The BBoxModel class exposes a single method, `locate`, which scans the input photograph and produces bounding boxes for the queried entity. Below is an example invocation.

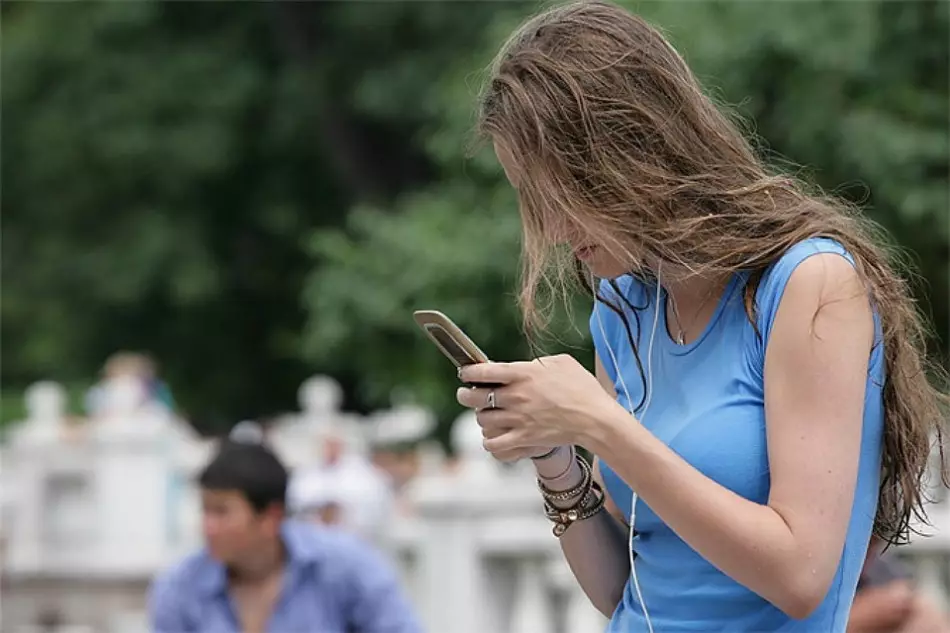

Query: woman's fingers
[457,386,495,409]
[459,362,533,386]
[483,429,528,455]
[474,405,517,431]
[479,423,508,440]
[489,448,532,463]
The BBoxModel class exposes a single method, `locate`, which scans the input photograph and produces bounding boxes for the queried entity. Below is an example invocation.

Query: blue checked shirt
[148,521,422,633]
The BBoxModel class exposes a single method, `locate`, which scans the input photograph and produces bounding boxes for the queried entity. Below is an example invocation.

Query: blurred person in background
[455,1,948,631]
[370,439,421,493]
[363,404,438,517]
[289,469,346,528]
[288,425,394,539]
[847,538,950,633]
[148,423,421,633]
[368,439,424,519]
[84,351,175,416]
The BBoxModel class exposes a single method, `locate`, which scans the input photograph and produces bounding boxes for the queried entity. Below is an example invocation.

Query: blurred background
[1,1,947,632]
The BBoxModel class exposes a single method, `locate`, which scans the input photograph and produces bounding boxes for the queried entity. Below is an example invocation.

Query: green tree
[2,2,322,427]
[3,1,945,439]
[1,1,503,429]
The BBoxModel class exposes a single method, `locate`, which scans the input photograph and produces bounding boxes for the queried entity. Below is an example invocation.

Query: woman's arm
[532,356,630,617]
[583,254,874,619]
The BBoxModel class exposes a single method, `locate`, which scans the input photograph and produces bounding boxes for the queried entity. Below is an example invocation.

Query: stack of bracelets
[535,448,606,537]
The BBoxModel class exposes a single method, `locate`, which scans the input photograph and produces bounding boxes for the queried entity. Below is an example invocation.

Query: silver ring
[487,390,497,410]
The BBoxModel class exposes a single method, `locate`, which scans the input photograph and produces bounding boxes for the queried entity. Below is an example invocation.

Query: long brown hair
[476,0,948,545]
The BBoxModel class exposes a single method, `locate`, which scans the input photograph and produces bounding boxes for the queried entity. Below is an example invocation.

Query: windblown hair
[476,0,948,545]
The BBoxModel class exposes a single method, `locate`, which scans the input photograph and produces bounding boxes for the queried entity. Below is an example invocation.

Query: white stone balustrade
[379,410,606,633]
[2,381,209,579]
[1,376,947,633]
[268,374,361,469]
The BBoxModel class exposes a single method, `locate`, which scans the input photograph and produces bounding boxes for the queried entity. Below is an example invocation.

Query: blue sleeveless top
[590,238,885,632]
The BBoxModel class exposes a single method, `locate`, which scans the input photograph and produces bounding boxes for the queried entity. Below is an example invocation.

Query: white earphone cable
[593,268,661,633]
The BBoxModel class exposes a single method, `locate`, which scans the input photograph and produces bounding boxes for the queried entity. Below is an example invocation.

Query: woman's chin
[586,259,629,280]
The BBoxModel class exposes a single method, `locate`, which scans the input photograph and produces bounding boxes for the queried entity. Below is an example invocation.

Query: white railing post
[510,555,556,633]
[404,411,506,633]
[410,480,493,633]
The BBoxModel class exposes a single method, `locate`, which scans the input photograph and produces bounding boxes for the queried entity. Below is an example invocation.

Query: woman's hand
[456,355,625,461]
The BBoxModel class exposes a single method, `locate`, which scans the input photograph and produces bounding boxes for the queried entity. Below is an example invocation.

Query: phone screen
[424,323,480,367]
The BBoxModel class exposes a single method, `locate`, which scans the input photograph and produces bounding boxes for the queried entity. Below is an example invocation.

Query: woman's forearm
[583,412,823,619]
[558,505,630,617]
[534,448,630,617]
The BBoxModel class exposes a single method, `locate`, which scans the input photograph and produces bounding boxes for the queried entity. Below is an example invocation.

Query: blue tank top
[591,238,885,632]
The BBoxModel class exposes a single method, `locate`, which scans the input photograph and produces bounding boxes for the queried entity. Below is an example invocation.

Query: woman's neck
[664,273,727,309]
[661,271,731,344]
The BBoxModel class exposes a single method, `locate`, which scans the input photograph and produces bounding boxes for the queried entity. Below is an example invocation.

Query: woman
[455,2,948,631]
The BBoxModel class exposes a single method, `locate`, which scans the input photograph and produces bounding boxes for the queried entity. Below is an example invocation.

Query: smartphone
[412,310,500,387]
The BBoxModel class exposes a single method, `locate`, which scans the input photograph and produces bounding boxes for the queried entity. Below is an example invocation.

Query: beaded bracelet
[543,480,606,537]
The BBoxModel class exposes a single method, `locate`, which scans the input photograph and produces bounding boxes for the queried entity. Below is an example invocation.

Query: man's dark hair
[198,439,288,513]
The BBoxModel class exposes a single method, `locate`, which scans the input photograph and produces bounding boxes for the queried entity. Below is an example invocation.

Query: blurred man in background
[148,424,421,633]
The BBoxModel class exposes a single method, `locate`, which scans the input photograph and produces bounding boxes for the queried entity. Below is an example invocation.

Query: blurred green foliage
[3,1,947,442]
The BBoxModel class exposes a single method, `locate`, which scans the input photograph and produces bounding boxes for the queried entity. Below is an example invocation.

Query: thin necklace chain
[668,279,724,345]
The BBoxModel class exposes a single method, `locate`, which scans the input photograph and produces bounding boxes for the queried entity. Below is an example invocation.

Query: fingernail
[457,366,463,380]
